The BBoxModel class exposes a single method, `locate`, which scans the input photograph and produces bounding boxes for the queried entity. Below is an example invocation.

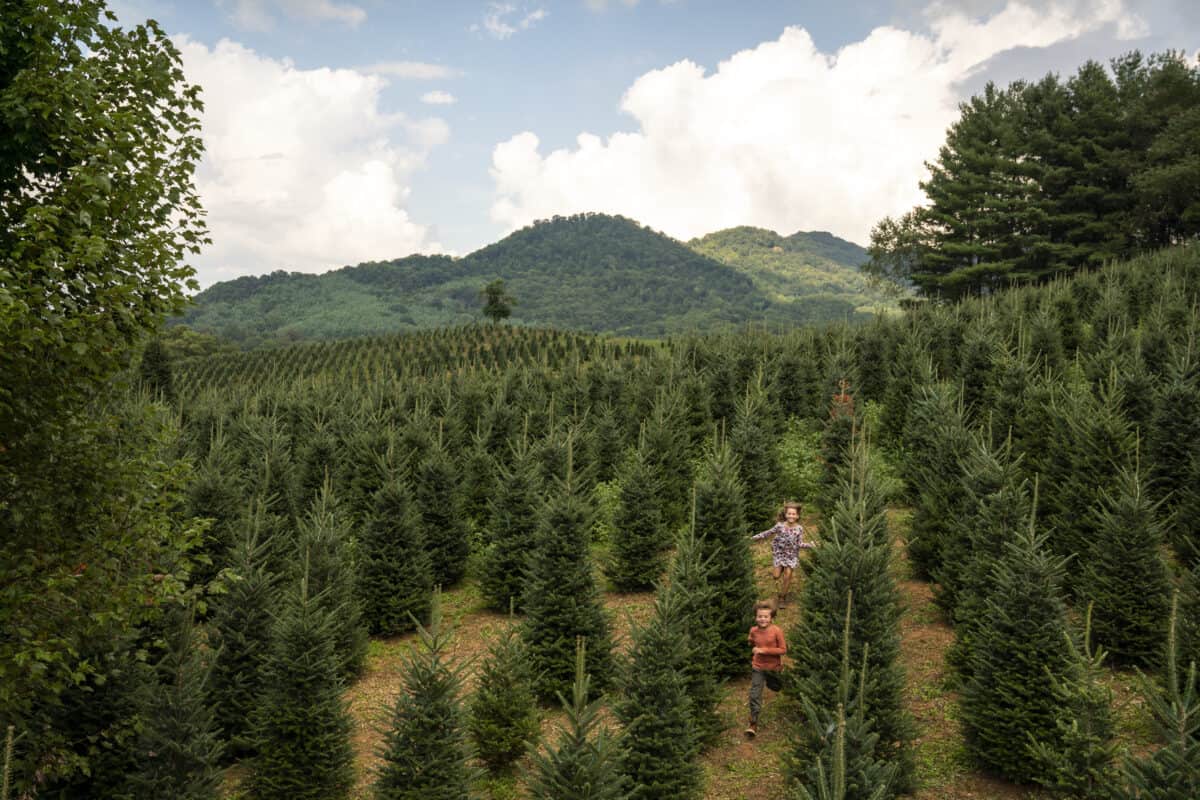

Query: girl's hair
[775,500,803,523]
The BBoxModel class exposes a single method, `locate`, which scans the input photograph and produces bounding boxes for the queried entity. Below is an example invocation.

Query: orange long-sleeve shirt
[748,623,786,671]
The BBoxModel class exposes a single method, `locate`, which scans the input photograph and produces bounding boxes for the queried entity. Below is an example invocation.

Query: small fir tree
[607,434,668,592]
[467,617,540,773]
[960,516,1087,785]
[207,506,278,757]
[526,639,627,800]
[415,431,471,587]
[358,477,433,635]
[692,436,757,677]
[522,444,615,701]
[293,483,369,679]
[374,591,478,799]
[480,434,542,611]
[125,607,224,800]
[1115,592,1200,799]
[1078,465,1171,666]
[249,571,354,800]
[616,589,701,800]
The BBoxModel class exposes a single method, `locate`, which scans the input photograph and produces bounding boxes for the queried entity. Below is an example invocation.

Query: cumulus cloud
[364,61,459,80]
[584,0,642,10]
[421,90,457,105]
[489,0,1144,245]
[474,3,548,39]
[176,37,447,287]
[220,0,366,31]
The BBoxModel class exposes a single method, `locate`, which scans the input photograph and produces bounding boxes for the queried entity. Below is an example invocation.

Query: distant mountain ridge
[178,214,891,347]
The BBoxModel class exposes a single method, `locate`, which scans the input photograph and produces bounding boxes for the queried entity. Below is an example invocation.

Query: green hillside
[178,214,886,347]
[686,225,899,312]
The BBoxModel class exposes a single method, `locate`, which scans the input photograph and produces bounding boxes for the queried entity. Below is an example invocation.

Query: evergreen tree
[467,619,540,774]
[1078,466,1171,667]
[480,434,542,611]
[785,591,895,800]
[960,517,1089,785]
[641,387,692,529]
[458,425,498,530]
[692,436,757,677]
[125,607,224,800]
[526,639,627,800]
[249,571,354,800]
[818,380,857,511]
[358,477,433,636]
[207,506,278,757]
[730,371,783,516]
[374,591,477,799]
[1147,340,1200,566]
[663,523,724,748]
[616,589,701,800]
[293,484,369,679]
[184,427,244,588]
[607,435,668,592]
[415,431,471,587]
[522,446,615,701]
[1115,593,1200,799]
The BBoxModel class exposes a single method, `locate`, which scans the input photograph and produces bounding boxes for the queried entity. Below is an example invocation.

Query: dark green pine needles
[607,434,668,592]
[374,591,478,799]
[468,619,540,773]
[480,435,542,611]
[358,477,433,635]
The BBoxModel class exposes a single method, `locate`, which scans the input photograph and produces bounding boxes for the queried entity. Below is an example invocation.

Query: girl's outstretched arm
[750,523,780,540]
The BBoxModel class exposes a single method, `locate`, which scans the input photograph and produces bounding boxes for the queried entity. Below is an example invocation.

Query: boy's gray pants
[749,668,783,723]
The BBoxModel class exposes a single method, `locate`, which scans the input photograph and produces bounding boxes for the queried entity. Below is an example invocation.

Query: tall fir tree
[415,429,471,587]
[358,476,433,636]
[1148,340,1200,566]
[249,570,354,800]
[124,607,224,800]
[692,436,757,677]
[522,442,615,701]
[729,370,783,516]
[616,588,701,800]
[480,432,542,611]
[786,591,896,800]
[641,386,693,529]
[293,483,369,679]
[607,433,668,592]
[1078,465,1171,666]
[664,522,724,748]
[207,505,279,757]
[526,639,627,800]
[467,618,541,774]
[374,591,477,800]
[1115,592,1200,799]
[960,516,1098,785]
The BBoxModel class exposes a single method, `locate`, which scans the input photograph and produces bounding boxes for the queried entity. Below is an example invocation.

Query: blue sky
[108,1,1199,287]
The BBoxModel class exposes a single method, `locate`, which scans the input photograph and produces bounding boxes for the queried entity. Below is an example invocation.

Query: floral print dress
[751,522,812,569]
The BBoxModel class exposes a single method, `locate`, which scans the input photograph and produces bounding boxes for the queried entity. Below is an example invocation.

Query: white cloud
[489,0,1143,245]
[421,90,457,105]
[221,0,367,30]
[584,0,640,10]
[176,37,447,287]
[476,3,547,39]
[364,61,459,79]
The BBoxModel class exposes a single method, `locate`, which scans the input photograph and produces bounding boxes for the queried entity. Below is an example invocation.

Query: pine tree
[607,434,668,592]
[480,433,542,611]
[526,639,627,800]
[522,445,615,701]
[1078,465,1171,667]
[467,618,540,773]
[125,607,224,800]
[616,589,701,800]
[1148,340,1200,566]
[139,336,176,403]
[374,591,477,799]
[818,380,857,511]
[730,371,783,515]
[1115,592,1200,799]
[249,571,354,800]
[664,522,724,748]
[641,387,692,529]
[960,516,1086,784]
[692,436,757,677]
[293,484,369,679]
[786,591,896,800]
[415,431,471,587]
[358,477,433,636]
[207,506,278,757]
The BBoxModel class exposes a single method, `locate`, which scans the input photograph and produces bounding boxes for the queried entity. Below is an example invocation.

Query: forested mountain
[178,214,883,347]
[686,226,891,309]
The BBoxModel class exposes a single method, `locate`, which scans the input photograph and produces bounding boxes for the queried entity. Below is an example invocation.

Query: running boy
[746,600,786,738]
[751,500,815,607]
